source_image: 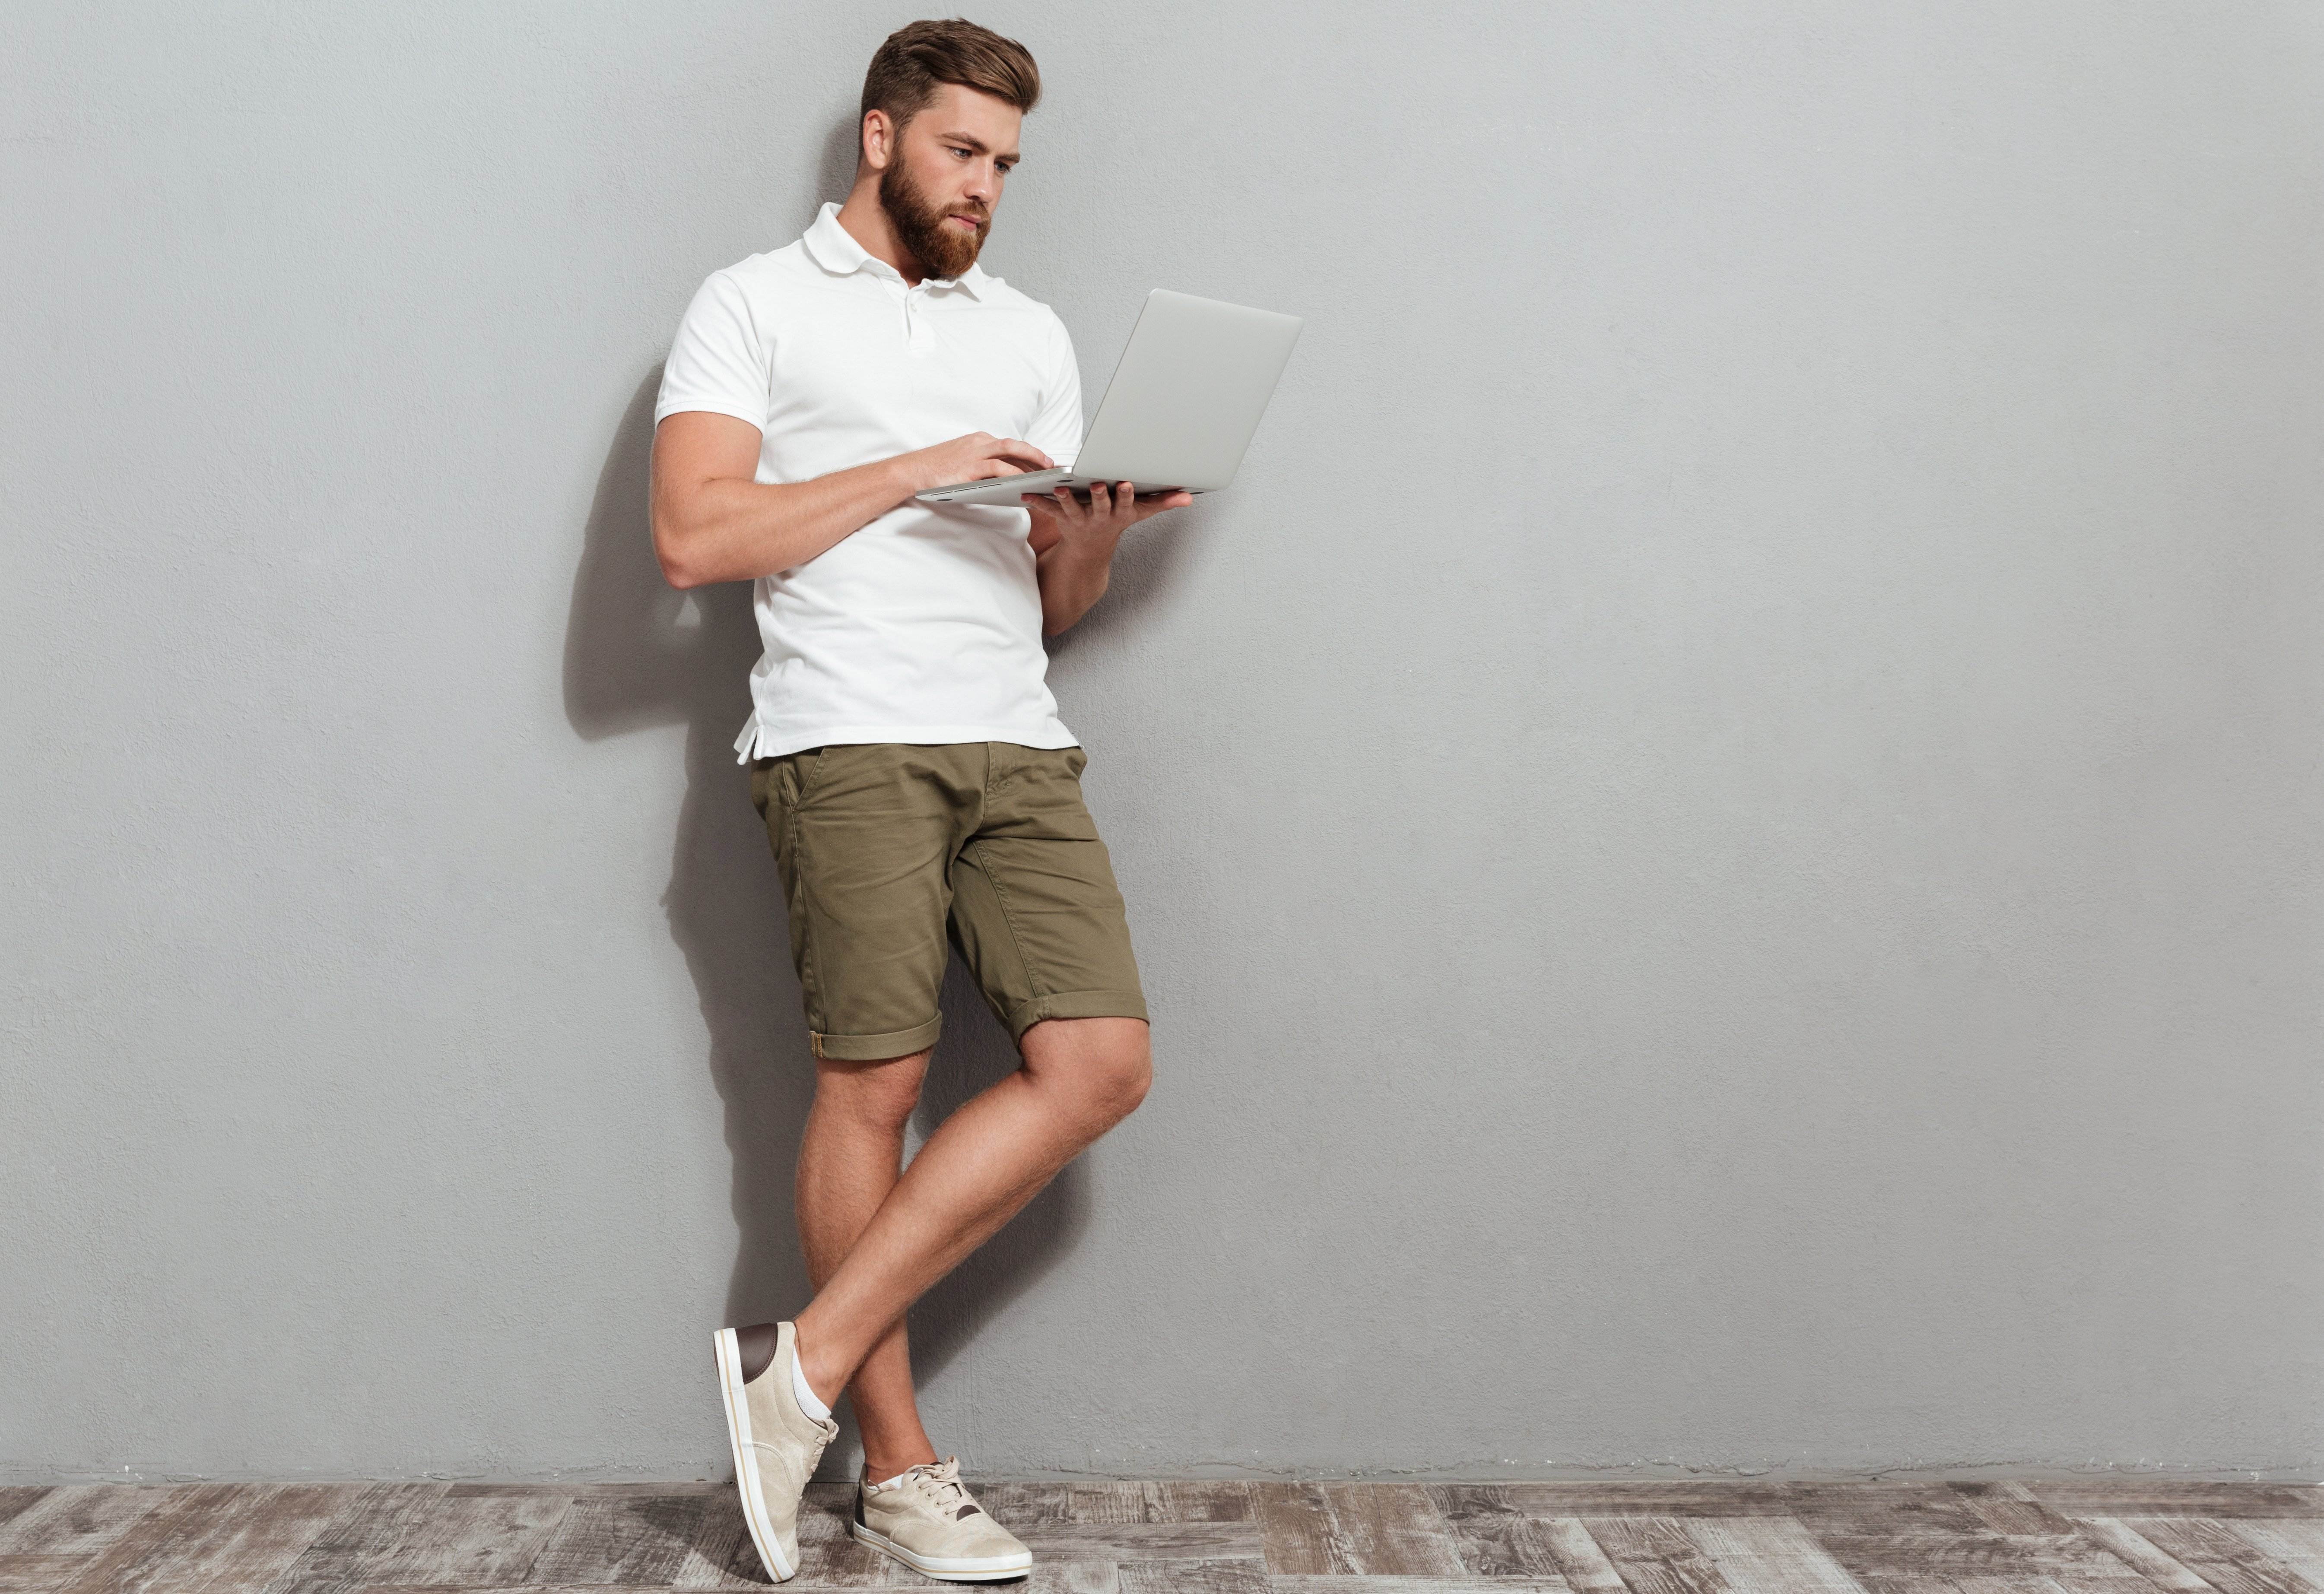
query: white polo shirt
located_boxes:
[654,202,1084,762]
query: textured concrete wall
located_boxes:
[3,2,2319,1483]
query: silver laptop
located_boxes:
[915,288,1303,506]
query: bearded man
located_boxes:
[648,17,1186,1586]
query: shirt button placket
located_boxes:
[905,284,934,356]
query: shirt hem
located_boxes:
[733,720,1079,763]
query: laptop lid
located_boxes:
[1073,289,1304,492]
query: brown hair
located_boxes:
[860,18,1041,135]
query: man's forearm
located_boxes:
[1035,536,1121,635]
[654,456,914,588]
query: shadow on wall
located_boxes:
[559,366,1092,1477]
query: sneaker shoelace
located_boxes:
[901,1457,980,1518]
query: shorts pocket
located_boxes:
[774,746,831,808]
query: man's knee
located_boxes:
[813,1049,932,1133]
[1103,1036,1152,1118]
[1022,1017,1151,1126]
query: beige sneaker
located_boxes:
[853,1456,1034,1581]
[712,1321,840,1582]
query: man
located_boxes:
[648,19,1187,1585]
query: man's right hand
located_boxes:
[652,416,1058,589]
[902,432,1054,494]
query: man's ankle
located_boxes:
[861,1451,940,1485]
[789,1322,844,1411]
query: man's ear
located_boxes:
[860,108,895,173]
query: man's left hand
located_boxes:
[1022,480,1194,554]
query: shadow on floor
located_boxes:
[560,366,1092,1477]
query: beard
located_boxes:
[879,158,991,281]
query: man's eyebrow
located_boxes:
[937,130,1022,162]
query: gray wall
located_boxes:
[3,1,2318,1484]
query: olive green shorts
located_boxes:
[750,742,1149,1061]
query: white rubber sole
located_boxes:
[713,1327,798,1582]
[851,1517,1035,1581]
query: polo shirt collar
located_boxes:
[800,200,989,296]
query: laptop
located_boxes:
[914,288,1303,506]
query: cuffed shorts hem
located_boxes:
[811,1014,945,1062]
[1001,988,1151,1041]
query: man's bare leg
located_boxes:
[793,1048,942,1481]
[784,1016,1152,1409]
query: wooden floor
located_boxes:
[0,1477,2317,1594]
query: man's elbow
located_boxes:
[651,514,710,590]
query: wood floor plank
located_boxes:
[0,1553,95,1592]
[1426,1485,1573,1578]
[1502,1485,1801,1518]
[263,1483,454,1594]
[799,1480,867,1542]
[1949,1485,2087,1539]
[2027,1485,2324,1520]
[670,1491,879,1590]
[1116,1559,1268,1594]
[1310,1483,1466,1578]
[2220,1521,2324,1588]
[177,1483,372,1594]
[57,1482,363,1594]
[444,1483,726,1499]
[1152,1483,1255,1524]
[1245,1481,1465,1577]
[1251,1485,1337,1575]
[973,1482,1074,1527]
[0,1493,51,1538]
[1806,1525,2138,1580]
[1025,1559,1122,1594]
[1039,1484,1156,1525]
[2064,1516,2214,1594]
[526,1493,714,1586]
[666,1487,765,1591]
[1803,1496,2129,1594]
[1582,1515,1735,1594]
[1676,1517,1873,1594]
[1789,1486,1997,1537]
[982,1480,1253,1527]
[0,1483,182,1556]
[784,1528,904,1586]
[776,1483,902,1588]
[1540,1519,1631,1594]
[315,1487,576,1589]
[1020,1522,1266,1563]
[17,1480,2316,1591]
[2115,1516,2321,1594]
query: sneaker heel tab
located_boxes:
[734,1321,779,1384]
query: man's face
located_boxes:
[874,82,1022,280]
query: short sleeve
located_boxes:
[1022,311,1083,471]
[654,271,770,430]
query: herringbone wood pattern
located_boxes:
[0,1479,2314,1594]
